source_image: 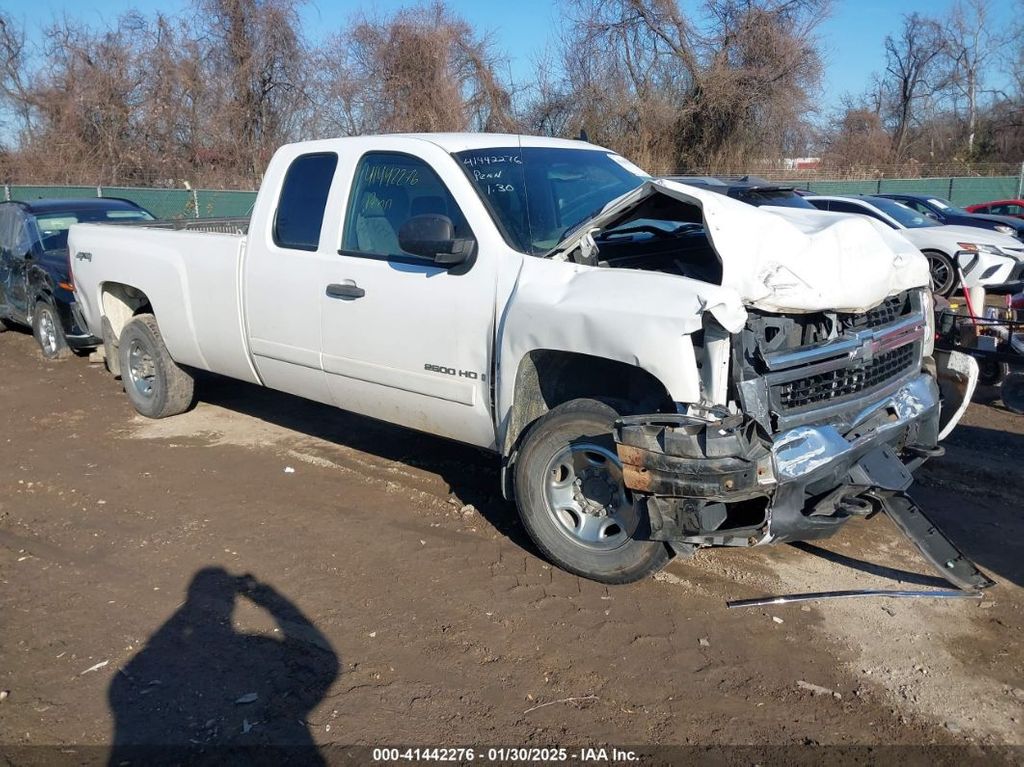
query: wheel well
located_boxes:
[101,283,153,340]
[502,350,674,457]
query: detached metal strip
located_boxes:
[727,589,983,608]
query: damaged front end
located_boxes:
[612,289,991,590]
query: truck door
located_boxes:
[0,205,14,319]
[242,151,338,406]
[319,147,499,449]
[0,207,32,323]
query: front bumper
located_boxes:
[614,372,942,547]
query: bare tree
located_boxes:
[880,13,946,161]
[322,2,515,135]
[822,104,892,169]
[531,0,829,172]
[942,0,1011,156]
[0,12,36,146]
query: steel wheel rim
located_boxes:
[39,310,58,355]
[127,340,156,399]
[927,254,954,295]
[542,441,637,551]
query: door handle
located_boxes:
[326,282,365,300]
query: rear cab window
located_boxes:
[274,153,339,251]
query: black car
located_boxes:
[875,193,1024,240]
[0,198,155,359]
[666,175,816,208]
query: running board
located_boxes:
[878,491,995,591]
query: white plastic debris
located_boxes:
[235,693,258,704]
[283,467,295,474]
[80,660,109,675]
[797,680,841,699]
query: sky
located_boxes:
[2,0,1017,115]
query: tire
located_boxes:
[978,359,1009,388]
[117,314,195,419]
[924,250,957,297]
[513,398,672,584]
[32,299,72,360]
[1001,372,1024,415]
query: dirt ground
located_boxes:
[1,326,1022,756]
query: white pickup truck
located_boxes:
[68,133,990,588]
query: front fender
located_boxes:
[496,257,747,440]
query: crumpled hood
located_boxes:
[551,179,930,314]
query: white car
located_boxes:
[806,194,1024,296]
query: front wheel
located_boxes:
[33,299,72,360]
[117,314,195,419]
[513,398,672,584]
[924,250,957,297]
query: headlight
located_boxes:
[921,288,935,357]
[957,242,1003,255]
[994,225,1015,235]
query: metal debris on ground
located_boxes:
[728,589,985,608]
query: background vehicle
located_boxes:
[806,194,1024,296]
[66,134,979,587]
[666,175,815,208]
[966,199,1024,220]
[876,192,1024,240]
[0,198,155,359]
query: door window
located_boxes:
[273,152,339,251]
[341,152,472,259]
[0,206,17,256]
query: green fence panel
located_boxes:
[877,178,951,198]
[102,187,196,219]
[949,177,1020,207]
[10,185,97,201]
[804,180,880,196]
[195,189,257,218]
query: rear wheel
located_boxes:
[33,299,72,360]
[924,250,957,297]
[118,314,195,419]
[513,398,672,584]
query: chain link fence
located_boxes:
[2,184,257,220]
[4,173,1024,217]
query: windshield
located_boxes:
[36,208,154,251]
[926,197,969,215]
[867,197,937,229]
[736,189,814,209]
[454,147,648,255]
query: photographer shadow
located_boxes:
[108,567,339,763]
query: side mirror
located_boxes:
[398,214,474,266]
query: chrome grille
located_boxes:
[772,343,918,413]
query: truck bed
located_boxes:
[68,221,260,385]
